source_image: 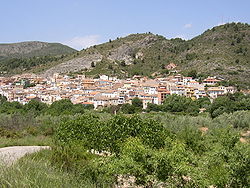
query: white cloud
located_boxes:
[63,35,100,50]
[184,23,192,29]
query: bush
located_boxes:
[214,111,250,129]
[196,97,211,108]
[120,103,136,114]
[55,114,167,154]
[24,99,48,116]
[51,112,250,187]
[132,97,143,109]
[55,114,100,148]
[209,93,250,118]
[162,95,199,115]
[146,103,162,112]
[120,98,143,114]
[47,99,85,116]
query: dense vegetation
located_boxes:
[0,96,94,142]
[0,56,63,74]
[104,93,250,118]
[0,92,249,140]
[0,94,249,187]
[51,112,250,187]
[150,93,250,118]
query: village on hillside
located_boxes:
[0,69,237,110]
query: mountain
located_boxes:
[177,22,250,88]
[41,33,190,77]
[0,41,76,60]
[2,23,249,88]
[0,41,76,75]
[40,22,250,88]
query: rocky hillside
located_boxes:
[0,23,246,88]
[41,34,160,77]
[40,22,250,88]
[177,23,250,87]
[0,41,76,60]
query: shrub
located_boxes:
[146,103,162,112]
[46,99,85,116]
[55,114,100,148]
[50,111,250,187]
[214,111,250,129]
[162,94,199,115]
[55,114,167,154]
[209,93,250,118]
[24,99,48,116]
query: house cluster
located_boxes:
[0,73,236,109]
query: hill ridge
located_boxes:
[0,41,76,58]
[1,22,250,88]
[41,23,250,89]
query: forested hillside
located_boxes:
[41,22,250,88]
[0,41,76,75]
[0,95,249,187]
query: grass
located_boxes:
[0,149,96,188]
[0,135,52,148]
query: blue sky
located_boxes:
[0,0,249,50]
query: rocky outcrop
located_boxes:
[107,35,158,64]
[42,53,103,77]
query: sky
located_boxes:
[0,0,249,50]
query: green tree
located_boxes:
[0,101,24,114]
[196,97,211,108]
[132,97,143,108]
[47,99,75,116]
[120,103,136,114]
[209,96,235,118]
[162,95,199,115]
[72,103,87,114]
[146,103,162,112]
[82,104,94,110]
[24,99,48,116]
